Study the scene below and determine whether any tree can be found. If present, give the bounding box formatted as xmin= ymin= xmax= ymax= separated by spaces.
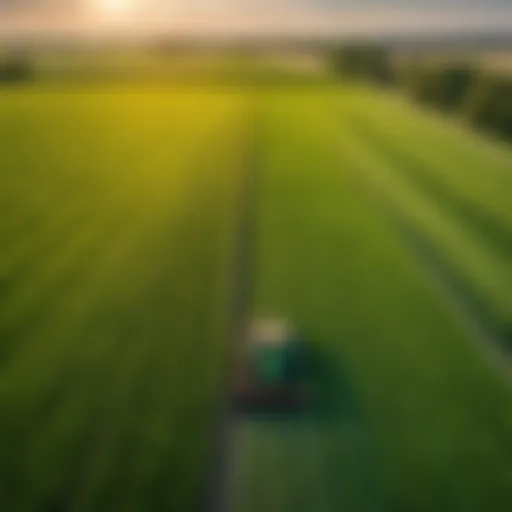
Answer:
xmin=330 ymin=44 xmax=393 ymax=84
xmin=404 ymin=62 xmax=478 ymax=111
xmin=0 ymin=51 xmax=33 ymax=83
xmin=462 ymin=73 xmax=512 ymax=138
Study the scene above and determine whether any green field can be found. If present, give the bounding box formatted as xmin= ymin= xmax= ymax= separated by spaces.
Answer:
xmin=1 ymin=71 xmax=512 ymax=511
xmin=0 ymin=87 xmax=247 ymax=510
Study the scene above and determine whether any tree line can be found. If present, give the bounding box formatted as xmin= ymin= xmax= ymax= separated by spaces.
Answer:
xmin=0 ymin=51 xmax=33 ymax=83
xmin=330 ymin=44 xmax=512 ymax=141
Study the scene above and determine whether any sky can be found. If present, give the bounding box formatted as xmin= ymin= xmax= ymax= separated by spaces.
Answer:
xmin=1 ymin=0 xmax=512 ymax=38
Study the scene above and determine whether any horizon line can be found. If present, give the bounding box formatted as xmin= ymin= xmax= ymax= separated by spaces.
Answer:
xmin=1 ymin=6 xmax=512 ymax=40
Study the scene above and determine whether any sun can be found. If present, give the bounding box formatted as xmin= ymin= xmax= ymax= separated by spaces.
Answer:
xmin=93 ymin=0 xmax=134 ymax=16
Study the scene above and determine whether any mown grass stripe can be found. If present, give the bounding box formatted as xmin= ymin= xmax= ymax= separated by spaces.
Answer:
xmin=337 ymin=108 xmax=511 ymax=335
xmin=344 ymin=110 xmax=512 ymax=257
xmin=245 ymin=88 xmax=512 ymax=512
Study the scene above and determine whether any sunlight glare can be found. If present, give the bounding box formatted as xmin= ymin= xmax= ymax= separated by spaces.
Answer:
xmin=94 ymin=0 xmax=134 ymax=17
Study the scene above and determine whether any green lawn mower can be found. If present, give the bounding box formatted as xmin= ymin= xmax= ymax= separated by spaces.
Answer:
xmin=234 ymin=318 xmax=312 ymax=414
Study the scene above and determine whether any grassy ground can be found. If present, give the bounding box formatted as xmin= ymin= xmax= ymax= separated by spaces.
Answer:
xmin=25 ymin=51 xmax=332 ymax=87
xmin=0 ymin=74 xmax=511 ymax=512
xmin=0 ymin=87 xmax=247 ymax=511
xmin=337 ymin=87 xmax=512 ymax=344
xmin=234 ymin=91 xmax=512 ymax=512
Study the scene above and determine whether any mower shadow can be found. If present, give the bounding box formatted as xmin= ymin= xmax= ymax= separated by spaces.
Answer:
xmin=231 ymin=336 xmax=386 ymax=510
xmin=233 ymin=337 xmax=364 ymax=427
xmin=309 ymin=342 xmax=363 ymax=424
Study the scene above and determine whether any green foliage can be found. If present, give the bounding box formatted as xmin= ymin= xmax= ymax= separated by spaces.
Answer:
xmin=401 ymin=58 xmax=512 ymax=142
xmin=330 ymin=44 xmax=393 ymax=84
xmin=0 ymin=52 xmax=33 ymax=83
xmin=404 ymin=61 xmax=478 ymax=111
xmin=463 ymin=73 xmax=512 ymax=138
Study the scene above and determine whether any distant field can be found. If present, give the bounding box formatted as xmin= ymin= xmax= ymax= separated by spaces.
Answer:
xmin=479 ymin=51 xmax=512 ymax=73
xmin=22 ymin=51 xmax=332 ymax=86
xmin=0 ymin=73 xmax=512 ymax=512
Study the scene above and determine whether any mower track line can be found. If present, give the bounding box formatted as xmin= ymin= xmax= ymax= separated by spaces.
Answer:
xmin=205 ymin=100 xmax=260 ymax=512
xmin=340 ymin=129 xmax=512 ymax=383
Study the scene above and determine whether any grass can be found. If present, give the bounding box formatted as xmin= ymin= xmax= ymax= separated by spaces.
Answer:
xmin=234 ymin=91 xmax=512 ymax=512
xmin=0 ymin=86 xmax=247 ymax=511
xmin=25 ymin=51 xmax=332 ymax=87
xmin=336 ymin=87 xmax=512 ymax=343
xmin=0 ymin=68 xmax=511 ymax=512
